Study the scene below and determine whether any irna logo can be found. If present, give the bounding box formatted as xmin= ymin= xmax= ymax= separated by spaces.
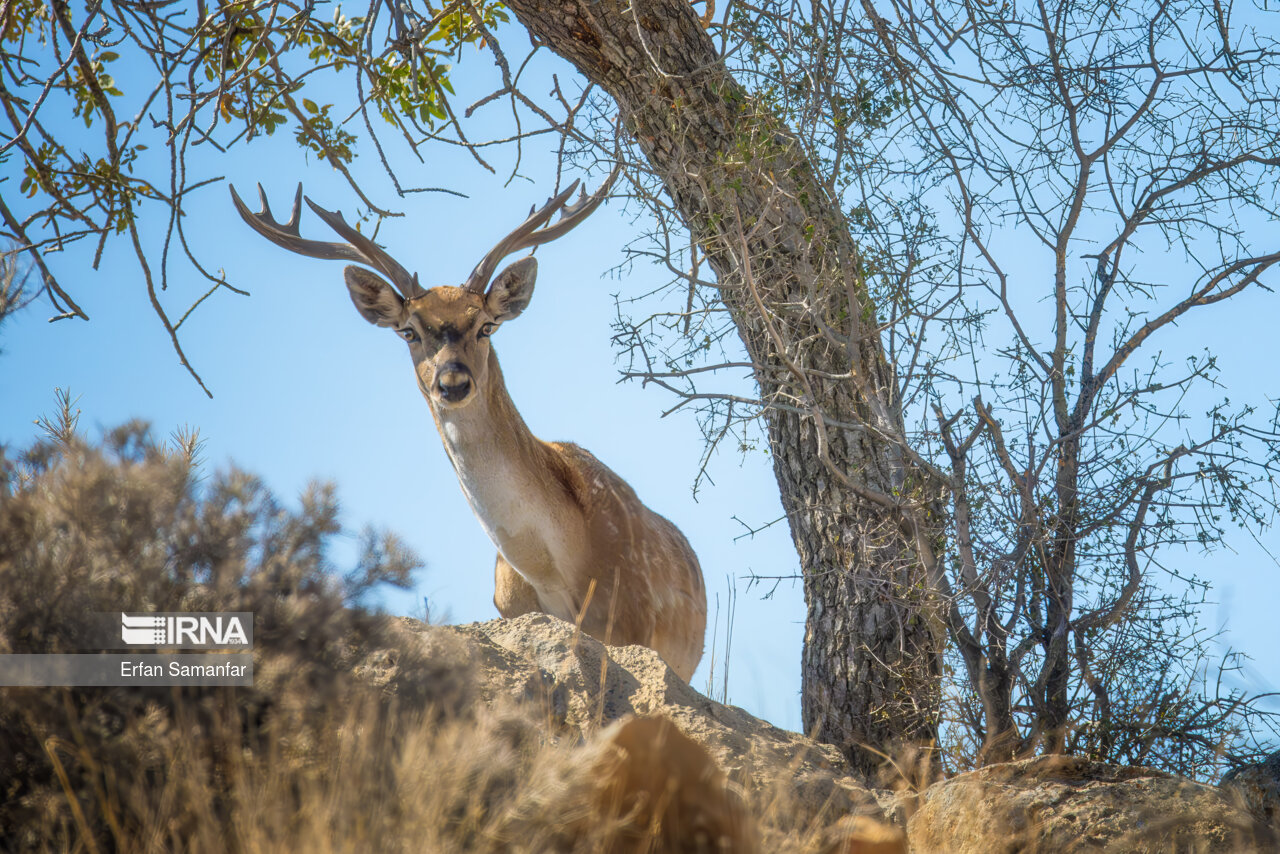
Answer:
xmin=120 ymin=613 xmax=251 ymax=647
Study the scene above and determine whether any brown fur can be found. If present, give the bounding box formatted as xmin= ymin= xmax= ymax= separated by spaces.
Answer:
xmin=351 ymin=274 xmax=707 ymax=681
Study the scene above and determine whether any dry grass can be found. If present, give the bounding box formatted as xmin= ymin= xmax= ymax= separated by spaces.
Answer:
xmin=0 ymin=418 xmax=867 ymax=853
xmin=2 ymin=415 xmax=1270 ymax=853
xmin=0 ymin=418 xmax=485 ymax=851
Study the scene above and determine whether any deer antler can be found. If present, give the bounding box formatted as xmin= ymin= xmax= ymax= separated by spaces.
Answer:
xmin=230 ymin=183 xmax=425 ymax=300
xmin=463 ymin=164 xmax=622 ymax=294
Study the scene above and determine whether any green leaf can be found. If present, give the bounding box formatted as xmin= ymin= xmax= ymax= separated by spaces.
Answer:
xmin=303 ymin=98 xmax=318 ymax=114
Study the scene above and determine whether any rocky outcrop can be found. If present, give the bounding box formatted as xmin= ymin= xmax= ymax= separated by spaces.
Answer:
xmin=907 ymin=755 xmax=1272 ymax=853
xmin=1221 ymin=750 xmax=1280 ymax=835
xmin=378 ymin=614 xmax=885 ymax=834
xmin=360 ymin=613 xmax=899 ymax=851
xmin=363 ymin=613 xmax=1275 ymax=852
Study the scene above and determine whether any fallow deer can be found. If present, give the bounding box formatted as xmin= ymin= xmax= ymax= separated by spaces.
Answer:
xmin=230 ymin=177 xmax=707 ymax=680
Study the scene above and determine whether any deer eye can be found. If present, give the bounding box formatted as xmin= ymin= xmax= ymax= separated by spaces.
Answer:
xmin=399 ymin=327 xmax=419 ymax=343
xmin=477 ymin=322 xmax=497 ymax=339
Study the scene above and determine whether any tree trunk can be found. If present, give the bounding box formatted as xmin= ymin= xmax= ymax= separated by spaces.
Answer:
xmin=503 ymin=0 xmax=946 ymax=776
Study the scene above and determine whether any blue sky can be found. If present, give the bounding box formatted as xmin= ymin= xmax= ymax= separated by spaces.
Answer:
xmin=2 ymin=13 xmax=1278 ymax=738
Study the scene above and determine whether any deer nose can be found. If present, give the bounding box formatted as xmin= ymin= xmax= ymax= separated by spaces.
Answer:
xmin=436 ymin=363 xmax=473 ymax=402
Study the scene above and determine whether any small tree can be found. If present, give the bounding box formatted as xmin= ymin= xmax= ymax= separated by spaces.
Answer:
xmin=609 ymin=0 xmax=1280 ymax=772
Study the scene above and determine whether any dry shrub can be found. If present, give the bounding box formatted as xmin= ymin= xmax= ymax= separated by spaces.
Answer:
xmin=0 ymin=417 xmax=781 ymax=853
xmin=0 ymin=419 xmax=460 ymax=852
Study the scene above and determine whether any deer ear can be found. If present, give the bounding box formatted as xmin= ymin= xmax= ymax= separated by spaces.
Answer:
xmin=344 ymin=266 xmax=407 ymax=328
xmin=485 ymin=256 xmax=537 ymax=322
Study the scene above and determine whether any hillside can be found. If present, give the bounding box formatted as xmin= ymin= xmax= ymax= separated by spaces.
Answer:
xmin=1 ymin=426 xmax=1276 ymax=851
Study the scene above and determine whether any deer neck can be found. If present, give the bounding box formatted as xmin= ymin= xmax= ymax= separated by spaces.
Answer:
xmin=427 ymin=351 xmax=577 ymax=597
xmin=430 ymin=350 xmax=542 ymax=495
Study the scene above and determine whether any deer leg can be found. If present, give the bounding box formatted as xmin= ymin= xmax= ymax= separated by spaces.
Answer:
xmin=493 ymin=553 xmax=541 ymax=617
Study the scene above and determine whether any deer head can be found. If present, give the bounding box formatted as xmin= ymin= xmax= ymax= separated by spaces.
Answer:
xmin=230 ymin=171 xmax=616 ymax=409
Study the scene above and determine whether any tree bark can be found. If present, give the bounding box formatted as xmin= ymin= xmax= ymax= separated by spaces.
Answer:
xmin=502 ymin=0 xmax=947 ymax=776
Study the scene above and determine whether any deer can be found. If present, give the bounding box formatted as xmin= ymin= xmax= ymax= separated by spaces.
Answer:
xmin=230 ymin=176 xmax=707 ymax=681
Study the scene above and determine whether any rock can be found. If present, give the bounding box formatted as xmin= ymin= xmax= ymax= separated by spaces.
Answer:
xmin=389 ymin=612 xmax=880 ymax=833
xmin=369 ymin=613 xmax=1276 ymax=852
xmin=1221 ymin=750 xmax=1280 ymax=835
xmin=908 ymin=754 xmax=1269 ymax=853
xmin=380 ymin=613 xmax=887 ymax=847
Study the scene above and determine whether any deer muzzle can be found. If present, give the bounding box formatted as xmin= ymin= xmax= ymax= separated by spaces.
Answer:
xmin=436 ymin=363 xmax=474 ymax=403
